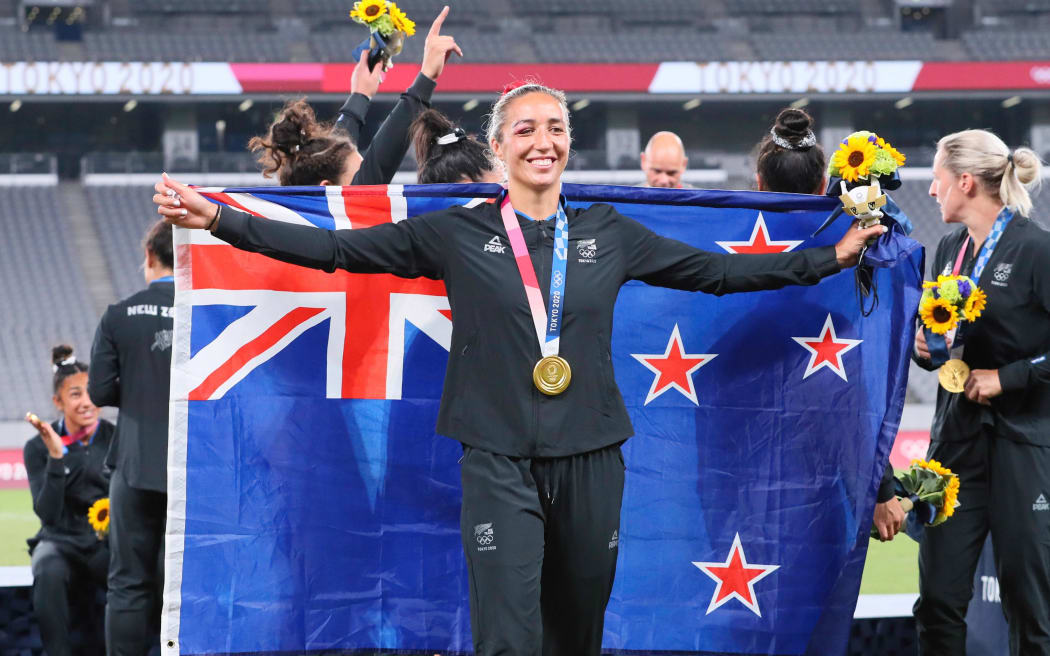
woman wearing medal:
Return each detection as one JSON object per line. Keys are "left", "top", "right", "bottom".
{"left": 152, "top": 84, "right": 883, "bottom": 656}
{"left": 912, "top": 129, "right": 1049, "bottom": 655}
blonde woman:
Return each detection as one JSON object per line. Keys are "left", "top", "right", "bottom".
{"left": 913, "top": 129, "right": 1048, "bottom": 655}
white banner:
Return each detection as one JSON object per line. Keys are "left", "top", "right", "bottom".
{"left": 648, "top": 60, "right": 924, "bottom": 94}
{"left": 0, "top": 62, "right": 241, "bottom": 95}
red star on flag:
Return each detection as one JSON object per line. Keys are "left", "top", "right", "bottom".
{"left": 631, "top": 324, "right": 716, "bottom": 406}
{"left": 693, "top": 533, "right": 780, "bottom": 617}
{"left": 791, "top": 314, "right": 862, "bottom": 381}
{"left": 715, "top": 213, "right": 804, "bottom": 254}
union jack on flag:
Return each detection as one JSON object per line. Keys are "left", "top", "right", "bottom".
{"left": 163, "top": 183, "right": 923, "bottom": 656}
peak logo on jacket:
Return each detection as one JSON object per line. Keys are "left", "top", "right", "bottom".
{"left": 483, "top": 236, "right": 506, "bottom": 254}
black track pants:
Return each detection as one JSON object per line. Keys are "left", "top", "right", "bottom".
{"left": 915, "top": 431, "right": 1050, "bottom": 655}
{"left": 459, "top": 443, "right": 625, "bottom": 656}
{"left": 106, "top": 469, "right": 167, "bottom": 656}
{"left": 30, "top": 539, "right": 108, "bottom": 656}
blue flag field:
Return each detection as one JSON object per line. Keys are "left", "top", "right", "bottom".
{"left": 162, "top": 183, "right": 923, "bottom": 655}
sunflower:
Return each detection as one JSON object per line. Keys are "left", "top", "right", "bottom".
{"left": 88, "top": 497, "right": 110, "bottom": 537}
{"left": 387, "top": 2, "right": 415, "bottom": 36}
{"left": 938, "top": 475, "right": 961, "bottom": 521}
{"left": 963, "top": 287, "right": 987, "bottom": 321}
{"left": 876, "top": 136, "right": 906, "bottom": 167}
{"left": 831, "top": 136, "right": 877, "bottom": 182}
{"left": 350, "top": 0, "right": 386, "bottom": 24}
{"left": 919, "top": 296, "right": 959, "bottom": 335}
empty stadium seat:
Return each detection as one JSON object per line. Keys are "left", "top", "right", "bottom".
{"left": 0, "top": 189, "right": 99, "bottom": 420}
{"left": 962, "top": 29, "right": 1050, "bottom": 60}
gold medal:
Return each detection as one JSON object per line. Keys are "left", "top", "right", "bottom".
{"left": 533, "top": 356, "right": 572, "bottom": 396}
{"left": 938, "top": 359, "right": 970, "bottom": 393}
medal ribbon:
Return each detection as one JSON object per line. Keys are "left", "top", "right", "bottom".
{"left": 930, "top": 208, "right": 1013, "bottom": 366}
{"left": 499, "top": 194, "right": 568, "bottom": 358}
{"left": 951, "top": 207, "right": 1013, "bottom": 278}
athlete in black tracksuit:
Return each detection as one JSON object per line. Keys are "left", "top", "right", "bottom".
{"left": 25, "top": 418, "right": 114, "bottom": 656}
{"left": 335, "top": 72, "right": 436, "bottom": 186}
{"left": 89, "top": 248, "right": 174, "bottom": 655}
{"left": 206, "top": 192, "right": 846, "bottom": 653}
{"left": 912, "top": 215, "right": 1050, "bottom": 654}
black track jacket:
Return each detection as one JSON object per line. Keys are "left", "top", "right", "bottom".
{"left": 88, "top": 279, "right": 174, "bottom": 491}
{"left": 914, "top": 216, "right": 1050, "bottom": 446}
{"left": 334, "top": 73, "right": 435, "bottom": 185}
{"left": 24, "top": 419, "right": 114, "bottom": 550}
{"left": 214, "top": 199, "right": 842, "bottom": 457}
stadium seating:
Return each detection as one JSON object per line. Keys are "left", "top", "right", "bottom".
{"left": 0, "top": 189, "right": 99, "bottom": 420}
{"left": 961, "top": 29, "right": 1050, "bottom": 60}
{"left": 750, "top": 30, "right": 940, "bottom": 61}
{"left": 83, "top": 186, "right": 160, "bottom": 302}
{"left": 82, "top": 30, "right": 291, "bottom": 63}
{"left": 0, "top": 29, "right": 59, "bottom": 62}
{"left": 532, "top": 29, "right": 735, "bottom": 63}
{"left": 308, "top": 26, "right": 518, "bottom": 63}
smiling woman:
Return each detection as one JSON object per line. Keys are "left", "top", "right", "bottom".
{"left": 22, "top": 345, "right": 114, "bottom": 656}
{"left": 152, "top": 82, "right": 886, "bottom": 656}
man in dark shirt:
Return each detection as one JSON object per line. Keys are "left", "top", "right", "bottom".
{"left": 89, "top": 220, "right": 175, "bottom": 656}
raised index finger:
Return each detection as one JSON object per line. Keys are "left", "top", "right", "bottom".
{"left": 429, "top": 5, "right": 449, "bottom": 37}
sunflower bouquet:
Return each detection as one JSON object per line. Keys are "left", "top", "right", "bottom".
{"left": 918, "top": 274, "right": 988, "bottom": 391}
{"left": 87, "top": 497, "right": 110, "bottom": 540}
{"left": 872, "top": 458, "right": 961, "bottom": 540}
{"left": 828, "top": 130, "right": 906, "bottom": 184}
{"left": 919, "top": 274, "right": 987, "bottom": 336}
{"left": 349, "top": 0, "right": 416, "bottom": 71}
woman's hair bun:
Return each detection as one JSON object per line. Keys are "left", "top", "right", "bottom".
{"left": 1011, "top": 147, "right": 1041, "bottom": 186}
{"left": 269, "top": 102, "right": 318, "bottom": 155}
{"left": 51, "top": 344, "right": 74, "bottom": 367}
{"left": 773, "top": 108, "right": 813, "bottom": 141}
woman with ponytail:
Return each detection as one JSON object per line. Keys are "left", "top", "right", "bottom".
{"left": 250, "top": 6, "right": 462, "bottom": 187}
{"left": 410, "top": 108, "right": 501, "bottom": 184}
{"left": 912, "top": 129, "right": 1049, "bottom": 654}
{"left": 23, "top": 345, "right": 114, "bottom": 656}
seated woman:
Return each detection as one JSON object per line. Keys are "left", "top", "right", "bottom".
{"left": 23, "top": 345, "right": 115, "bottom": 656}
{"left": 254, "top": 6, "right": 462, "bottom": 187}
{"left": 410, "top": 108, "right": 502, "bottom": 184}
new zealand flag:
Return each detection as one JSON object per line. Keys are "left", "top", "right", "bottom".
{"left": 162, "top": 183, "right": 922, "bottom": 655}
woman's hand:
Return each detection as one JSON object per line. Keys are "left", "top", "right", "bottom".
{"left": 154, "top": 173, "right": 218, "bottom": 231}
{"left": 872, "top": 497, "right": 906, "bottom": 542}
{"left": 834, "top": 220, "right": 889, "bottom": 269}
{"left": 914, "top": 328, "right": 951, "bottom": 361}
{"left": 26, "top": 412, "right": 64, "bottom": 460}
{"left": 351, "top": 49, "right": 383, "bottom": 98}
{"left": 420, "top": 6, "right": 462, "bottom": 82}
{"left": 964, "top": 369, "right": 1002, "bottom": 406}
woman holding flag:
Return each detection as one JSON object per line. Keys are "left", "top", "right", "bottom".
{"left": 153, "top": 83, "right": 884, "bottom": 655}
{"left": 912, "top": 129, "right": 1049, "bottom": 655}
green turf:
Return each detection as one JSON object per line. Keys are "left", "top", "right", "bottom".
{"left": 0, "top": 488, "right": 36, "bottom": 566}
{"left": 860, "top": 534, "right": 920, "bottom": 594}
